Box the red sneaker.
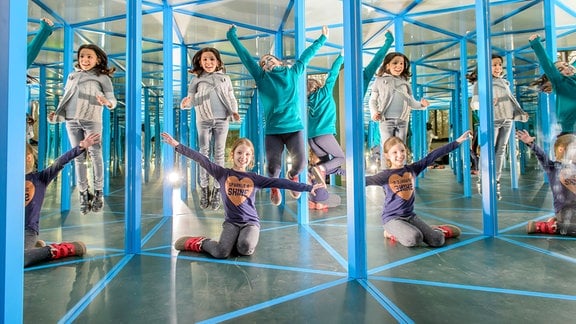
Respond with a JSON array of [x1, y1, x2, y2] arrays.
[[308, 201, 328, 211], [526, 217, 557, 234], [270, 188, 282, 206], [50, 242, 86, 259], [174, 236, 207, 252], [434, 225, 461, 238], [383, 230, 396, 242]]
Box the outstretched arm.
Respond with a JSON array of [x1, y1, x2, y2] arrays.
[[226, 25, 262, 78], [363, 30, 394, 92], [27, 17, 54, 68]]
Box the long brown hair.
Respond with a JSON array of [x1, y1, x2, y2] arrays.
[[376, 52, 411, 80], [190, 47, 224, 75], [75, 44, 115, 77]]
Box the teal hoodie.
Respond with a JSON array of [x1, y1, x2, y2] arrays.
[[227, 26, 326, 135], [27, 20, 54, 69], [307, 55, 344, 138], [530, 36, 576, 133]]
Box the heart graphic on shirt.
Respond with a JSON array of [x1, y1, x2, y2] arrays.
[[559, 168, 576, 195], [388, 172, 414, 200], [225, 176, 254, 206], [25, 181, 35, 206]]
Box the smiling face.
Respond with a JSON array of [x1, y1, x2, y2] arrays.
[[78, 48, 99, 71], [232, 143, 254, 171], [555, 62, 576, 77], [199, 51, 221, 73], [384, 142, 407, 169], [386, 55, 406, 77], [259, 54, 282, 72], [491, 57, 504, 78]]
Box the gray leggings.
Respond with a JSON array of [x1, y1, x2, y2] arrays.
[[308, 134, 345, 175], [557, 207, 576, 236], [265, 131, 306, 179], [201, 221, 260, 259], [24, 229, 51, 267], [383, 215, 445, 247]]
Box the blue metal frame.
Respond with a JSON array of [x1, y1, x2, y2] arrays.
[[125, 0, 143, 253], [343, 0, 367, 280], [1, 1, 27, 321]]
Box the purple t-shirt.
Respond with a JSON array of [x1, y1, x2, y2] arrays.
[[175, 144, 312, 226], [365, 141, 459, 225], [25, 146, 84, 234]]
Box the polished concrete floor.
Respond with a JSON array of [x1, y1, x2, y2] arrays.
[[24, 162, 576, 323]]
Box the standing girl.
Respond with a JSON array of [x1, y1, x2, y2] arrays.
[[49, 44, 117, 214], [161, 133, 323, 259], [365, 131, 471, 248], [467, 54, 529, 195], [226, 25, 328, 206], [181, 47, 240, 211], [369, 52, 429, 169], [529, 34, 576, 135]]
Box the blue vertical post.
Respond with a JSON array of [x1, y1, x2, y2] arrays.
[[343, 0, 367, 279], [541, 0, 556, 154], [476, 0, 498, 236], [162, 3, 175, 216], [506, 53, 519, 189], [154, 97, 161, 177], [144, 88, 151, 183], [60, 25, 73, 211], [294, 0, 308, 223], [125, 0, 143, 253], [460, 40, 472, 197], [182, 45, 196, 191], [103, 104, 111, 195], [38, 65, 48, 169], [0, 1, 26, 321]]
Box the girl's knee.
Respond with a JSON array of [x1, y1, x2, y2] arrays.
[[398, 232, 423, 247], [236, 241, 256, 256]]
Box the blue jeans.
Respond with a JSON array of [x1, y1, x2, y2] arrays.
[[65, 119, 103, 192], [493, 119, 513, 181], [197, 118, 229, 188], [379, 118, 408, 169]]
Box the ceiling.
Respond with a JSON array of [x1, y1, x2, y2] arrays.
[[27, 0, 576, 128]]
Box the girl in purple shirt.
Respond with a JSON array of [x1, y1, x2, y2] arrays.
[[161, 133, 324, 259], [365, 131, 471, 247]]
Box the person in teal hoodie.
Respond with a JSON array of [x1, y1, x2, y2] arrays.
[[529, 34, 576, 136], [226, 25, 328, 206], [307, 53, 344, 186]]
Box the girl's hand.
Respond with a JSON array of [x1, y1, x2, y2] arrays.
[[160, 132, 179, 147], [180, 96, 192, 109], [529, 34, 539, 42], [96, 95, 111, 108], [232, 112, 241, 121], [456, 130, 472, 144], [41, 17, 54, 27], [516, 129, 535, 145], [310, 183, 326, 196], [421, 98, 430, 107], [372, 113, 381, 121], [47, 112, 56, 122], [80, 133, 101, 149], [322, 25, 329, 38]]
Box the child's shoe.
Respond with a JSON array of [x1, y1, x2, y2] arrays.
[[308, 201, 328, 211], [49, 242, 86, 259], [174, 236, 207, 252], [79, 190, 93, 215], [210, 187, 221, 210], [434, 225, 461, 238], [310, 165, 326, 187], [383, 230, 396, 242], [200, 187, 210, 209], [287, 174, 302, 199], [526, 217, 557, 234], [92, 190, 104, 212], [270, 188, 282, 206]]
